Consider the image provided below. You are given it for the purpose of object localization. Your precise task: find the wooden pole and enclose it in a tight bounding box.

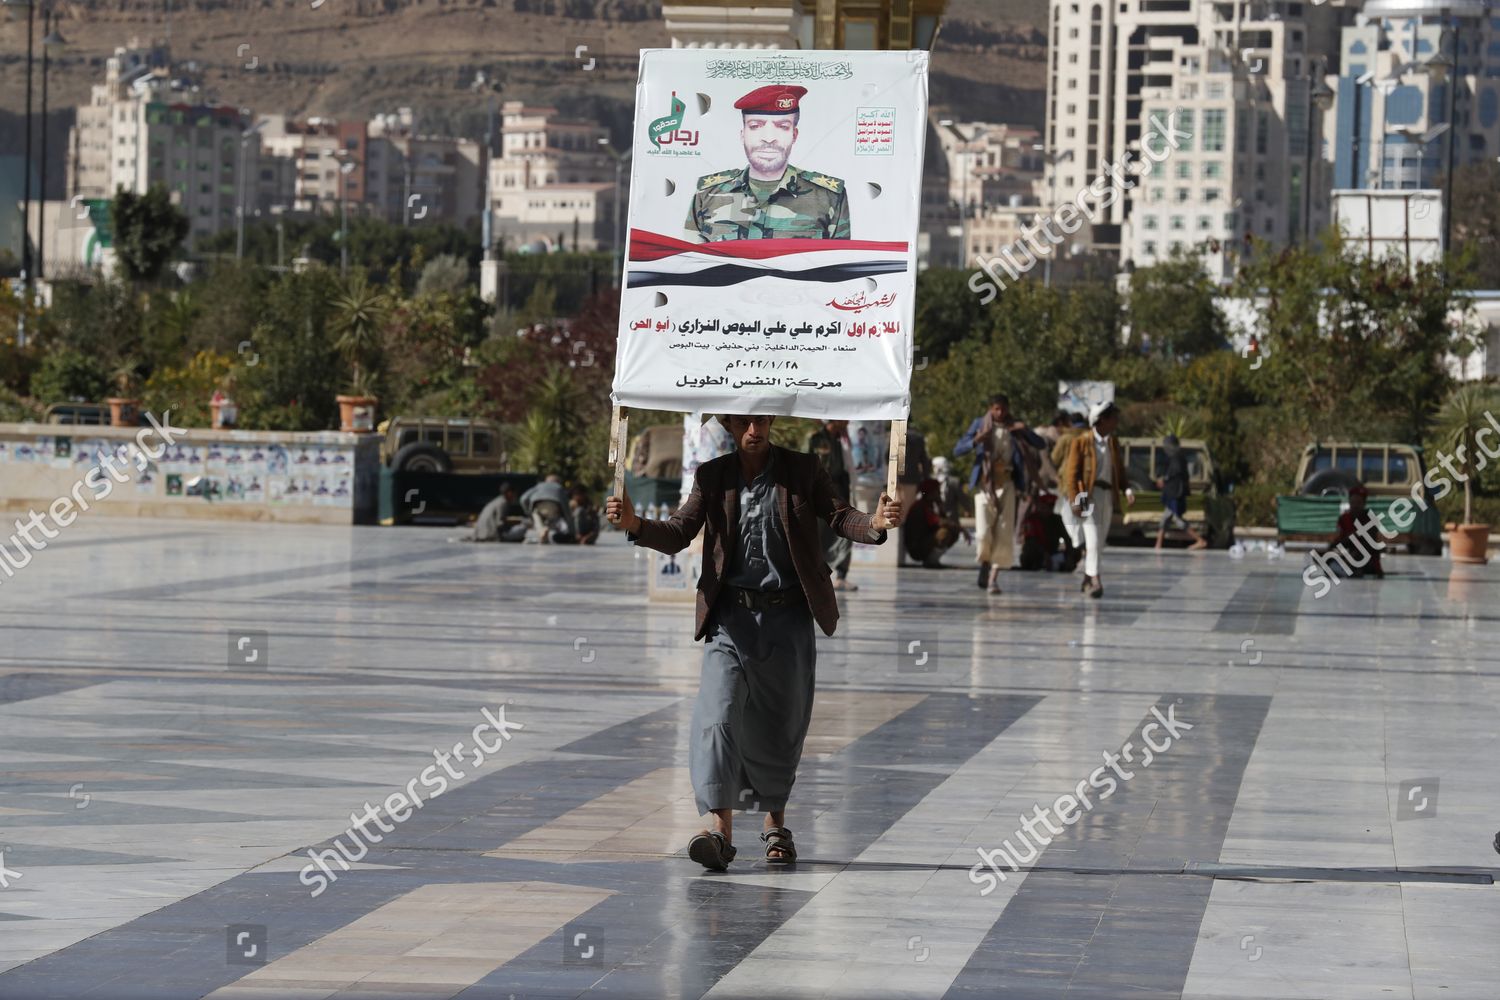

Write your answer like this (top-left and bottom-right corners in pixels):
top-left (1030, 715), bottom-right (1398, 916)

top-left (886, 418), bottom-right (907, 500)
top-left (608, 404), bottom-right (629, 499)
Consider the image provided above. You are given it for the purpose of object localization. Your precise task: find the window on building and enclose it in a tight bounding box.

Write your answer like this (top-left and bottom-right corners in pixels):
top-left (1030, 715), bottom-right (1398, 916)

top-left (1176, 109), bottom-right (1194, 151)
top-left (1144, 215), bottom-right (1159, 230)
top-left (1205, 188), bottom-right (1221, 201)
top-left (1198, 216), bottom-right (1213, 230)
top-left (1202, 109), bottom-right (1226, 151)
top-left (1170, 215), bottom-right (1186, 230)
top-left (1256, 112), bottom-right (1269, 154)
top-left (1203, 161), bottom-right (1223, 179)
top-left (1176, 161), bottom-right (1192, 179)
top-left (1151, 187), bottom-right (1165, 202)
top-left (1144, 240), bottom-right (1158, 255)
top-left (1176, 188), bottom-right (1190, 202)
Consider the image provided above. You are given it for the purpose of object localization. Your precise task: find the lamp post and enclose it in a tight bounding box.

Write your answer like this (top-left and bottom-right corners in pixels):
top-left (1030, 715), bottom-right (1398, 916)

top-left (4, 0), bottom-right (36, 347)
top-left (1424, 42), bottom-right (1458, 258)
top-left (37, 6), bottom-right (62, 285)
top-left (1303, 67), bottom-right (1335, 242)
top-left (938, 119), bottom-right (977, 269)
top-left (597, 138), bottom-right (631, 287)
top-left (471, 70), bottom-right (502, 261)
top-left (334, 153), bottom-right (357, 278)
top-left (236, 118), bottom-right (264, 261)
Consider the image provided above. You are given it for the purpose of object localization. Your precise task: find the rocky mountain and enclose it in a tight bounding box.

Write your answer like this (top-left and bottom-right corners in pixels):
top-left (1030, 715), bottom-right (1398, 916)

top-left (0, 0), bottom-right (1047, 186)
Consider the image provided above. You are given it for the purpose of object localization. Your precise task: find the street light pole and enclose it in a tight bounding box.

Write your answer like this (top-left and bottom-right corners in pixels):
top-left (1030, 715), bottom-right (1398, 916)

top-left (7, 0), bottom-right (36, 348)
top-left (38, 5), bottom-right (61, 285)
top-left (938, 120), bottom-right (976, 269)
top-left (1440, 32), bottom-right (1458, 260)
top-left (335, 154), bottom-right (356, 279)
top-left (236, 119), bottom-right (264, 261)
top-left (598, 138), bottom-right (631, 287)
top-left (1304, 67), bottom-right (1335, 243)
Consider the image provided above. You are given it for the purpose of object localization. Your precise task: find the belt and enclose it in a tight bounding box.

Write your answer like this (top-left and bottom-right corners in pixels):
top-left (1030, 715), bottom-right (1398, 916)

top-left (1094, 480), bottom-right (1113, 490)
top-left (726, 585), bottom-right (804, 611)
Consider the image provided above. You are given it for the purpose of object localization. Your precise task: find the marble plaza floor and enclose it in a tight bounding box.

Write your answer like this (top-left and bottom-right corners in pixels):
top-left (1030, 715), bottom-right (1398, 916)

top-left (0, 517), bottom-right (1497, 1000)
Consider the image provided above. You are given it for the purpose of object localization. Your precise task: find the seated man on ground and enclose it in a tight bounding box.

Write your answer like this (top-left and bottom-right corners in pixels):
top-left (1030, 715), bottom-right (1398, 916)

top-left (519, 475), bottom-right (576, 544)
top-left (570, 488), bottom-right (600, 545)
top-left (469, 484), bottom-right (527, 543)
top-left (1327, 484), bottom-right (1385, 579)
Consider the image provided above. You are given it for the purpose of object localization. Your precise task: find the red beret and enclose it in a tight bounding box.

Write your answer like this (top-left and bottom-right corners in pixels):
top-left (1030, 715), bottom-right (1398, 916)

top-left (734, 85), bottom-right (807, 115)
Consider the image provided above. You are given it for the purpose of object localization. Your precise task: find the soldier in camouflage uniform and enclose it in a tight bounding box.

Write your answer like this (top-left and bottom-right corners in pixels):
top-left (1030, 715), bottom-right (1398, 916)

top-left (683, 84), bottom-right (851, 242)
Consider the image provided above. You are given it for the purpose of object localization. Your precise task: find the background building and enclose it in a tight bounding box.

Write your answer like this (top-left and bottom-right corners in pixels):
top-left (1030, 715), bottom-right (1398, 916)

top-left (1043, 0), bottom-right (1355, 278)
top-left (664, 0), bottom-right (946, 50)
top-left (492, 102), bottom-right (616, 252)
top-left (1329, 0), bottom-right (1500, 197)
top-left (67, 42), bottom-right (258, 251)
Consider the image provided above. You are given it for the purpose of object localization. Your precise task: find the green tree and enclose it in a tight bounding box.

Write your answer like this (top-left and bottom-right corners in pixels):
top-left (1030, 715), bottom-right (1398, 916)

top-left (142, 350), bottom-right (234, 427)
top-left (1127, 250), bottom-right (1228, 358)
top-left (1432, 382), bottom-right (1500, 526)
top-left (39, 278), bottom-right (143, 364)
top-left (235, 268), bottom-right (343, 430)
top-left (912, 268), bottom-right (990, 364)
top-left (1451, 161), bottom-right (1500, 289)
top-left (111, 185), bottom-right (190, 285)
top-left (330, 272), bottom-right (390, 395)
top-left (31, 349), bottom-right (112, 405)
top-left (1230, 230), bottom-right (1477, 443)
top-left (514, 365), bottom-right (584, 479)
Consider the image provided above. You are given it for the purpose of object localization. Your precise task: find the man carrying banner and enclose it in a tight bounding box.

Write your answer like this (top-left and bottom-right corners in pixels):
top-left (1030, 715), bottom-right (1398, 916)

top-left (605, 414), bottom-right (902, 871)
top-left (683, 85), bottom-right (852, 242)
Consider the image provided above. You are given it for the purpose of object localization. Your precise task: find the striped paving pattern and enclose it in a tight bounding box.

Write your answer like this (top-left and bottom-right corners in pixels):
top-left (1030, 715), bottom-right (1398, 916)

top-left (0, 517), bottom-right (1496, 999)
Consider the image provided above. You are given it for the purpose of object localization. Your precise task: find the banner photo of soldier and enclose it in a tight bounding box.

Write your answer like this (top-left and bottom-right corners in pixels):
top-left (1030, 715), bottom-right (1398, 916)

top-left (612, 49), bottom-right (929, 422)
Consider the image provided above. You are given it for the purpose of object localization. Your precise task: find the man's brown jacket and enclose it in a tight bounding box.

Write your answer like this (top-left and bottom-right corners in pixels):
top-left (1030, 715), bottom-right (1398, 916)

top-left (628, 445), bottom-right (885, 641)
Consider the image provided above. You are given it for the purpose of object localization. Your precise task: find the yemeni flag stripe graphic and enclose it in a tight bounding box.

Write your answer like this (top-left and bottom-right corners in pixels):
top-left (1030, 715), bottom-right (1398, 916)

top-left (628, 229), bottom-right (910, 262)
top-left (626, 260), bottom-right (908, 289)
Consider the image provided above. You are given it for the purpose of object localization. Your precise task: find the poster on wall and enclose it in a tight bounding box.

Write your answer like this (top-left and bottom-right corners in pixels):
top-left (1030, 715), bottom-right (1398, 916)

top-left (611, 49), bottom-right (928, 422)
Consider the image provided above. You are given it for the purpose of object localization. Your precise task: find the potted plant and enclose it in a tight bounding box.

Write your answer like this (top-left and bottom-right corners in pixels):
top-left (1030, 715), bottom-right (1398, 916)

top-left (331, 273), bottom-right (386, 432)
top-left (337, 370), bottom-right (380, 433)
top-left (1433, 382), bottom-right (1499, 564)
top-left (107, 359), bottom-right (143, 427)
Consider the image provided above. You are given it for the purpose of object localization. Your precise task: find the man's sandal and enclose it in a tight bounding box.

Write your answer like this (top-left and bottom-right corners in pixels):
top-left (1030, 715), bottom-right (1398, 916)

top-left (761, 826), bottom-right (797, 864)
top-left (687, 830), bottom-right (736, 872)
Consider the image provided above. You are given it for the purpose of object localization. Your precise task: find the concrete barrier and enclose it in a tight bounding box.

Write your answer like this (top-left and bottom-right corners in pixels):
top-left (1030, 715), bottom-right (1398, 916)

top-left (0, 421), bottom-right (380, 525)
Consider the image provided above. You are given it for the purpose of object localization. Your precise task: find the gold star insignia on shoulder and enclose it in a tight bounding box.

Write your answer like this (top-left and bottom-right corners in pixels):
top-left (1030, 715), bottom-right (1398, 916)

top-left (697, 171), bottom-right (736, 190)
top-left (802, 171), bottom-right (843, 193)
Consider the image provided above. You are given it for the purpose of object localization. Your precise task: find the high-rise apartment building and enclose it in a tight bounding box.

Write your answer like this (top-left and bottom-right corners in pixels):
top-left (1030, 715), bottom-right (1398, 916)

top-left (1042, 0), bottom-right (1356, 278)
top-left (1330, 0), bottom-right (1500, 196)
top-left (68, 43), bottom-right (259, 250)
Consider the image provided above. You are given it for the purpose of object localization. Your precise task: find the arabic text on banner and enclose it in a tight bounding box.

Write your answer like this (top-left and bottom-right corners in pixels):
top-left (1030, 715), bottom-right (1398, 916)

top-left (612, 49), bottom-right (929, 421)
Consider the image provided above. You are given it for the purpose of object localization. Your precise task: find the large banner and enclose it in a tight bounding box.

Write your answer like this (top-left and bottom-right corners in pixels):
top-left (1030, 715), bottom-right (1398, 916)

top-left (612, 49), bottom-right (929, 421)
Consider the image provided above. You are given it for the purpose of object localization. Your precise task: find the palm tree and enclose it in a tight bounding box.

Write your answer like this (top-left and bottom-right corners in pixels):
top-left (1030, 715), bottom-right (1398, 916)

top-left (513, 409), bottom-right (562, 474)
top-left (330, 273), bottom-right (388, 394)
top-left (1432, 382), bottom-right (1500, 526)
top-left (1153, 412), bottom-right (1204, 441)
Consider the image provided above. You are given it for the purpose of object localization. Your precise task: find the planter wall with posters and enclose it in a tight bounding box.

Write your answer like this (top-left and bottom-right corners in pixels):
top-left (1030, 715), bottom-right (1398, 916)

top-left (0, 421), bottom-right (380, 525)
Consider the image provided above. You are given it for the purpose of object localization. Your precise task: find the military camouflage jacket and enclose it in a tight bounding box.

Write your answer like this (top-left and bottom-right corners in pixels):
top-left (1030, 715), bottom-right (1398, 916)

top-left (682, 165), bottom-right (851, 241)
